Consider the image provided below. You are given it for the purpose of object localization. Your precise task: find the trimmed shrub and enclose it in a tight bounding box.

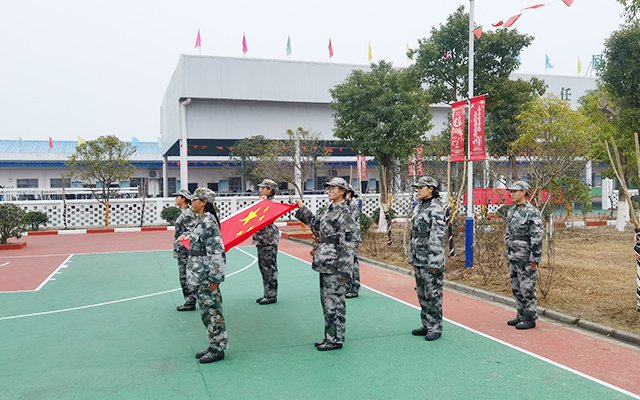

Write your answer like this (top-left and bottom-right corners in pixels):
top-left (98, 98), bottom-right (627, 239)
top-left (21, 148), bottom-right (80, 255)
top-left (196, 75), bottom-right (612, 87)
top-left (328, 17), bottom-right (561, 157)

top-left (359, 212), bottom-right (372, 234)
top-left (0, 203), bottom-right (27, 244)
top-left (161, 206), bottom-right (181, 225)
top-left (25, 211), bottom-right (49, 231)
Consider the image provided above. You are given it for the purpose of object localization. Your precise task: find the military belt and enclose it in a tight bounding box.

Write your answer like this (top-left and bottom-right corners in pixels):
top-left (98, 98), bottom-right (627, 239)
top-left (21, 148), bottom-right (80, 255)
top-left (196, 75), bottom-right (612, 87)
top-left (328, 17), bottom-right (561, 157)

top-left (412, 232), bottom-right (429, 238)
top-left (190, 250), bottom-right (207, 256)
top-left (319, 237), bottom-right (340, 245)
top-left (511, 235), bottom-right (530, 242)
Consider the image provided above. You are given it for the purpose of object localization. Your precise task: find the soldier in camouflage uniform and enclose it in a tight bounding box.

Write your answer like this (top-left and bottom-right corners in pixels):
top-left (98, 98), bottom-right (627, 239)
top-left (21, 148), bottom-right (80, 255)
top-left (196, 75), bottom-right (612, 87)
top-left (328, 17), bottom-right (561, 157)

top-left (253, 179), bottom-right (281, 305)
top-left (505, 180), bottom-right (543, 330)
top-left (178, 187), bottom-right (228, 363)
top-left (295, 177), bottom-right (358, 351)
top-left (173, 189), bottom-right (197, 311)
top-left (408, 176), bottom-right (446, 341)
top-left (345, 184), bottom-right (361, 299)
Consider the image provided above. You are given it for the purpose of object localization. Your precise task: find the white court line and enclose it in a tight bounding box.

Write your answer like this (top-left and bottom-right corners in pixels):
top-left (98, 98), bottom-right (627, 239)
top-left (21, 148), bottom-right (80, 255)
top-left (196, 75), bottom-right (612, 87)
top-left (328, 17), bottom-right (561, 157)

top-left (0, 262), bottom-right (10, 267)
top-left (0, 247), bottom-right (257, 322)
top-left (279, 250), bottom-right (640, 400)
top-left (0, 249), bottom-right (171, 259)
top-left (34, 254), bottom-right (73, 291)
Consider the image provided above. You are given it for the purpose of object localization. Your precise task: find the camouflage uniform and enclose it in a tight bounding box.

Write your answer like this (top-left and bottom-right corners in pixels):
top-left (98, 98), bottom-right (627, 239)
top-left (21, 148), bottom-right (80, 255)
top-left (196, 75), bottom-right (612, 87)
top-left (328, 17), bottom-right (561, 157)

top-left (185, 188), bottom-right (228, 356)
top-left (253, 179), bottom-right (280, 302)
top-left (505, 181), bottom-right (543, 323)
top-left (346, 191), bottom-right (361, 296)
top-left (295, 178), bottom-right (358, 346)
top-left (173, 203), bottom-right (197, 306)
top-left (408, 176), bottom-right (446, 336)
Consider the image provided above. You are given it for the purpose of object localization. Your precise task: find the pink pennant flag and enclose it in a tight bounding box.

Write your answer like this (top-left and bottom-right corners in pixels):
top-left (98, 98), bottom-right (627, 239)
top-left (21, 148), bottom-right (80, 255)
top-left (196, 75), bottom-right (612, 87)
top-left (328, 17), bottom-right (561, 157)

top-left (48, 136), bottom-right (54, 149)
top-left (492, 20), bottom-right (504, 27)
top-left (180, 237), bottom-right (190, 250)
top-left (242, 33), bottom-right (248, 55)
top-left (473, 27), bottom-right (483, 39)
top-left (328, 39), bottom-right (334, 58)
top-left (562, 0), bottom-right (573, 6)
top-left (504, 13), bottom-right (522, 28)
top-left (523, 3), bottom-right (546, 10)
top-left (195, 29), bottom-right (201, 48)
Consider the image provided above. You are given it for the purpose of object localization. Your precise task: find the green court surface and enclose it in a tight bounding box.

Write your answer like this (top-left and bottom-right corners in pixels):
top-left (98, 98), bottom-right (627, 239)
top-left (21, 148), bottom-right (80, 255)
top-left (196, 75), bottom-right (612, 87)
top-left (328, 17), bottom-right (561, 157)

top-left (0, 247), bottom-right (634, 400)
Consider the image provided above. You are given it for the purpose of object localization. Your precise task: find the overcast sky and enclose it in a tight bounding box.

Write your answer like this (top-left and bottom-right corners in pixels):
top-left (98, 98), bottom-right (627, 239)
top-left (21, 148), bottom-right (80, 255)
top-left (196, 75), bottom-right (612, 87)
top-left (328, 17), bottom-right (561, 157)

top-left (0, 0), bottom-right (625, 142)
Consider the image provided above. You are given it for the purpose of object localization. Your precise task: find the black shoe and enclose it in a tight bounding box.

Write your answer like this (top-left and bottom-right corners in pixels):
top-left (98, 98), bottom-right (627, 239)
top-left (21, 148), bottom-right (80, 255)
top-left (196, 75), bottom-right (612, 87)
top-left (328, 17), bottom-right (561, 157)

top-left (199, 351), bottom-right (225, 363)
top-left (176, 303), bottom-right (196, 311)
top-left (258, 297), bottom-right (277, 305)
top-left (314, 339), bottom-right (326, 348)
top-left (411, 327), bottom-right (429, 336)
top-left (317, 342), bottom-right (343, 351)
top-left (507, 317), bottom-right (523, 326)
top-left (345, 292), bottom-right (359, 299)
top-left (256, 297), bottom-right (263, 303)
top-left (515, 320), bottom-right (536, 330)
top-left (425, 332), bottom-right (442, 341)
top-left (195, 349), bottom-right (208, 359)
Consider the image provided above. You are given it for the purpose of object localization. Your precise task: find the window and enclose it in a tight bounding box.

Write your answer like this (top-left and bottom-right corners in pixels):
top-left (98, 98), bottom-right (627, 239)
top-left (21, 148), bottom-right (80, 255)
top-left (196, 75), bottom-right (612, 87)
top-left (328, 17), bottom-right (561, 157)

top-left (17, 179), bottom-right (38, 188)
top-left (159, 178), bottom-right (177, 195)
top-left (316, 176), bottom-right (329, 190)
top-left (130, 178), bottom-right (149, 195)
top-left (229, 177), bottom-right (242, 193)
top-left (50, 178), bottom-right (71, 188)
top-left (188, 183), bottom-right (198, 193)
top-left (207, 182), bottom-right (219, 192)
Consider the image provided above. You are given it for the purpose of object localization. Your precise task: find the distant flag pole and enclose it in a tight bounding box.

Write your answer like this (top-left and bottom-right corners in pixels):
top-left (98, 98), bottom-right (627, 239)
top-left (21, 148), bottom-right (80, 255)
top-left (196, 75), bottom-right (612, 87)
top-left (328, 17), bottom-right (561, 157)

top-left (545, 53), bottom-right (554, 73)
top-left (328, 38), bottom-right (334, 61)
top-left (195, 29), bottom-right (202, 56)
top-left (286, 35), bottom-right (292, 59)
top-left (368, 41), bottom-right (373, 62)
top-left (19, 136), bottom-right (23, 148)
top-left (577, 56), bottom-right (582, 75)
top-left (242, 33), bottom-right (248, 56)
top-left (48, 136), bottom-right (54, 150)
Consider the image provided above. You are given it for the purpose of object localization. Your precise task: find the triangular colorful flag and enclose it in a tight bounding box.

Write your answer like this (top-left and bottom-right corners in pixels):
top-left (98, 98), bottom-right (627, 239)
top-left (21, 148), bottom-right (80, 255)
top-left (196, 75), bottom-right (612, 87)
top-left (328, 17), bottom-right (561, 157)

top-left (132, 136), bottom-right (140, 147)
top-left (286, 35), bottom-right (292, 56)
top-left (195, 29), bottom-right (201, 49)
top-left (49, 136), bottom-right (54, 149)
top-left (220, 199), bottom-right (298, 252)
top-left (545, 54), bottom-right (554, 69)
top-left (562, 0), bottom-right (574, 6)
top-left (77, 136), bottom-right (85, 146)
top-left (242, 33), bottom-right (248, 55)
top-left (577, 57), bottom-right (582, 75)
top-left (328, 38), bottom-right (334, 59)
top-left (504, 13), bottom-right (522, 28)
top-left (473, 26), bottom-right (483, 39)
top-left (368, 42), bottom-right (373, 62)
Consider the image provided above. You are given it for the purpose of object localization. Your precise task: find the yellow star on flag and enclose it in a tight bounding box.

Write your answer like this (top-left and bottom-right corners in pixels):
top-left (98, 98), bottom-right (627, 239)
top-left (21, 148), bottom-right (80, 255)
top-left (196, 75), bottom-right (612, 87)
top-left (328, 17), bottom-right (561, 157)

top-left (236, 230), bottom-right (244, 237)
top-left (247, 226), bottom-right (254, 232)
top-left (241, 210), bottom-right (259, 225)
top-left (263, 206), bottom-right (269, 213)
top-left (259, 215), bottom-right (265, 222)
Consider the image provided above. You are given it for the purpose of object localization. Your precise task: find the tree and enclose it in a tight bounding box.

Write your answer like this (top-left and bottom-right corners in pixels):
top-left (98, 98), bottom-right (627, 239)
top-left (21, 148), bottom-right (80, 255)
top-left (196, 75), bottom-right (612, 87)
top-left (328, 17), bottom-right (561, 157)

top-left (617, 0), bottom-right (640, 22)
top-left (67, 135), bottom-right (136, 227)
top-left (0, 203), bottom-right (27, 244)
top-left (330, 60), bottom-right (432, 229)
top-left (511, 95), bottom-right (593, 206)
top-left (410, 6), bottom-right (544, 174)
top-left (230, 128), bottom-right (329, 198)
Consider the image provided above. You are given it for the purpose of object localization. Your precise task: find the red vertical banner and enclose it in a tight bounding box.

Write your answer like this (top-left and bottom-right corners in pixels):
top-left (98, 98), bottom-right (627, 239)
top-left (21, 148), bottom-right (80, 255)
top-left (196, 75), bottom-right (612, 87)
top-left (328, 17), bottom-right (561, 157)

top-left (361, 156), bottom-right (367, 179)
top-left (416, 146), bottom-right (423, 176)
top-left (450, 100), bottom-right (466, 162)
top-left (469, 95), bottom-right (487, 161)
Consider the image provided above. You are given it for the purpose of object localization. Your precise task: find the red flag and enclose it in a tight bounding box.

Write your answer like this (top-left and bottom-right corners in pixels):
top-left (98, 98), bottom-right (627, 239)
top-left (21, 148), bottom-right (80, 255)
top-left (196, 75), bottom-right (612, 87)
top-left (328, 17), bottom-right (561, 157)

top-left (450, 100), bottom-right (466, 162)
top-left (492, 21), bottom-right (504, 27)
top-left (242, 33), bottom-right (248, 54)
top-left (328, 39), bottom-right (334, 58)
top-left (361, 156), bottom-right (367, 179)
top-left (416, 146), bottom-right (424, 176)
top-left (562, 0), bottom-right (573, 6)
top-left (469, 95), bottom-right (487, 161)
top-left (220, 199), bottom-right (297, 252)
top-left (523, 4), bottom-right (545, 10)
top-left (48, 136), bottom-right (54, 149)
top-left (504, 13), bottom-right (522, 28)
top-left (473, 27), bottom-right (483, 39)
top-left (195, 29), bottom-right (201, 48)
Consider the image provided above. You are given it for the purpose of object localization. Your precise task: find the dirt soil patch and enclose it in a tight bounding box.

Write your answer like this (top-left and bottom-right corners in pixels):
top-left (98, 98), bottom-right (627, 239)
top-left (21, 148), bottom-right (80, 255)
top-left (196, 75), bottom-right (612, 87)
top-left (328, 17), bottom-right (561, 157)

top-left (293, 224), bottom-right (640, 335)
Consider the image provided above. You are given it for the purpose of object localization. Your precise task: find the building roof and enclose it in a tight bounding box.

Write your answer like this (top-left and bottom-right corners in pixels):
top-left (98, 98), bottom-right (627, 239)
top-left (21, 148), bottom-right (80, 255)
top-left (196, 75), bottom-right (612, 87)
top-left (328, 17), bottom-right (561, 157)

top-left (0, 140), bottom-right (160, 155)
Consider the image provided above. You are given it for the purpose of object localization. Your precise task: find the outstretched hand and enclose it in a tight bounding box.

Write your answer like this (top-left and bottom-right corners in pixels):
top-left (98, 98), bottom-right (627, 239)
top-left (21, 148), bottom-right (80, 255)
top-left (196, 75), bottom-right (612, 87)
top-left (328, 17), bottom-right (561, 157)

top-left (295, 199), bottom-right (304, 208)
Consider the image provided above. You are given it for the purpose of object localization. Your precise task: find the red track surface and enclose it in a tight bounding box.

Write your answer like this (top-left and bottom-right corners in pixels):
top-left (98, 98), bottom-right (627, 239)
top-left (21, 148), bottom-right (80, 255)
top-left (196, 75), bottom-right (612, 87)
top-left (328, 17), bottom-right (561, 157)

top-left (1, 232), bottom-right (638, 395)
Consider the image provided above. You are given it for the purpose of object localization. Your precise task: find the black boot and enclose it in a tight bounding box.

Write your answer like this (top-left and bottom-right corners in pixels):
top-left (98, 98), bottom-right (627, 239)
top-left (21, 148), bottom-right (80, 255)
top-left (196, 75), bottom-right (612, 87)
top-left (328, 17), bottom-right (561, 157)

top-left (176, 303), bottom-right (196, 311)
top-left (507, 317), bottom-right (522, 326)
top-left (199, 351), bottom-right (225, 363)
top-left (515, 320), bottom-right (536, 330)
top-left (258, 297), bottom-right (277, 305)
top-left (195, 349), bottom-right (208, 359)
top-left (314, 339), bottom-right (326, 348)
top-left (317, 342), bottom-right (343, 351)
top-left (425, 332), bottom-right (442, 341)
top-left (411, 327), bottom-right (429, 336)
top-left (345, 292), bottom-right (359, 299)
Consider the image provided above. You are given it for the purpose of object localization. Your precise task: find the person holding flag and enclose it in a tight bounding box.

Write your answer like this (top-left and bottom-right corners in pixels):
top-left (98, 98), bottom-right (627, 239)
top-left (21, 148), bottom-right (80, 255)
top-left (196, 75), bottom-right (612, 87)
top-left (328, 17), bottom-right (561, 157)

top-left (345, 184), bottom-right (361, 299)
top-left (178, 187), bottom-right (227, 363)
top-left (295, 177), bottom-right (358, 351)
top-left (173, 189), bottom-right (197, 312)
top-left (253, 179), bottom-right (281, 305)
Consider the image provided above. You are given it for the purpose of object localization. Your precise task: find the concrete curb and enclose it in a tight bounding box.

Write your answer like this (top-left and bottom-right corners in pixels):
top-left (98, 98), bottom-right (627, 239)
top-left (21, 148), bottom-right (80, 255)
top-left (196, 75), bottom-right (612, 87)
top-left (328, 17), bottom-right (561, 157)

top-left (286, 237), bottom-right (640, 348)
top-left (23, 226), bottom-right (174, 236)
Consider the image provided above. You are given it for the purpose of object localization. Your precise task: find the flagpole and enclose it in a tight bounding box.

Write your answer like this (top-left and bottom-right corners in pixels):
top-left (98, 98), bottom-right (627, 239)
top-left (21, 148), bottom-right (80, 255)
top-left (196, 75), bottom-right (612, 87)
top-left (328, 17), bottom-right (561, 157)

top-left (465, 0), bottom-right (475, 269)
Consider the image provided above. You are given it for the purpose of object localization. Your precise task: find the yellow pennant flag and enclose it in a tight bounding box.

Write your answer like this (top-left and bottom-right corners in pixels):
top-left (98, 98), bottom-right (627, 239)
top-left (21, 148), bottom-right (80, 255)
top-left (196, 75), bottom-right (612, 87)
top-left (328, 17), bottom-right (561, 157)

top-left (77, 136), bottom-right (85, 146)
top-left (577, 57), bottom-right (582, 75)
top-left (368, 42), bottom-right (373, 62)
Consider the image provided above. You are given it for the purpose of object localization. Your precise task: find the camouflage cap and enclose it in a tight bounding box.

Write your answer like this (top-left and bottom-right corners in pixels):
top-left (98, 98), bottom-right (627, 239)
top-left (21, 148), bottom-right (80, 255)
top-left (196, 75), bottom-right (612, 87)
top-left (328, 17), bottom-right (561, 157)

top-left (412, 176), bottom-right (438, 188)
top-left (173, 189), bottom-right (191, 198)
top-left (347, 184), bottom-right (359, 197)
top-left (508, 180), bottom-right (531, 192)
top-left (325, 177), bottom-right (350, 190)
top-left (257, 179), bottom-right (279, 191)
top-left (187, 187), bottom-right (216, 203)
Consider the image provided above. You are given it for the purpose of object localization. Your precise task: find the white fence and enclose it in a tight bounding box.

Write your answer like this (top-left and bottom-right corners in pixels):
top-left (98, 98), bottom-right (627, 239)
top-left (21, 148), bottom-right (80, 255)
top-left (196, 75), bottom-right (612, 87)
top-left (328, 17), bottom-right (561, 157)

top-left (4, 192), bottom-right (499, 229)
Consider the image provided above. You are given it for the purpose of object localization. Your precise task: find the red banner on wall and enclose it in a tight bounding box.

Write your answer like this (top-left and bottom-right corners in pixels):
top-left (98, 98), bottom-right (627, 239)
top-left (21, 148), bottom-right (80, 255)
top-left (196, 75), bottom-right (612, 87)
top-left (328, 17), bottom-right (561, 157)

top-left (469, 95), bottom-right (487, 161)
top-left (416, 146), bottom-right (423, 176)
top-left (450, 100), bottom-right (466, 162)
top-left (361, 156), bottom-right (367, 180)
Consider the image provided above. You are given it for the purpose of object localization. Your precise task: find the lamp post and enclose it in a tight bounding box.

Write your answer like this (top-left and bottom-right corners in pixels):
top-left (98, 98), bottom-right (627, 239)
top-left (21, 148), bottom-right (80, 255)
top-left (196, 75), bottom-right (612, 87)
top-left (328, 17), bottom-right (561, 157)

top-left (465, 0), bottom-right (475, 268)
